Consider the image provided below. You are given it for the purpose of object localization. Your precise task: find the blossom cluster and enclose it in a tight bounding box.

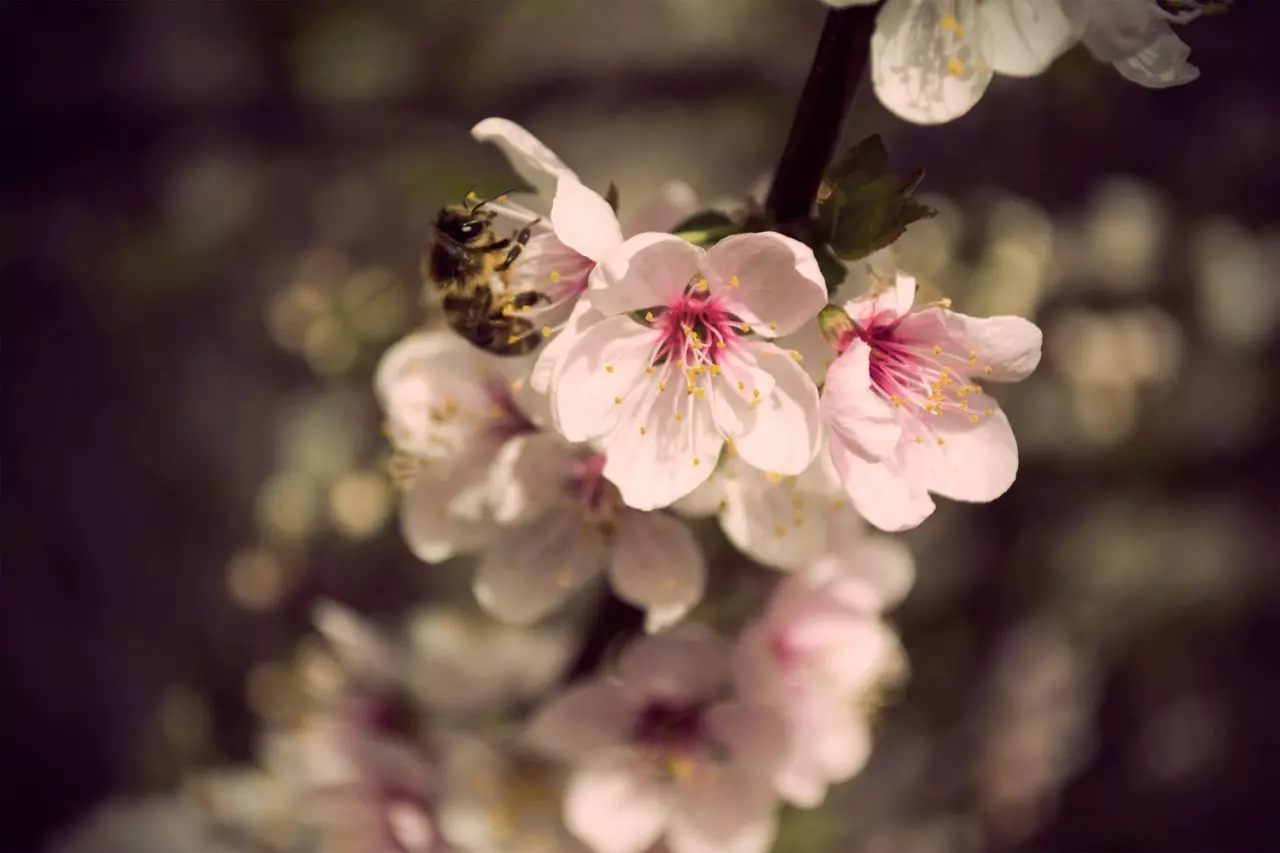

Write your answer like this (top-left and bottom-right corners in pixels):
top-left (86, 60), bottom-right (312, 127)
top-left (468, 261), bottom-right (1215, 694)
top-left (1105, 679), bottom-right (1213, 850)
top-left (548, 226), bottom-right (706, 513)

top-left (824, 0), bottom-right (1222, 124)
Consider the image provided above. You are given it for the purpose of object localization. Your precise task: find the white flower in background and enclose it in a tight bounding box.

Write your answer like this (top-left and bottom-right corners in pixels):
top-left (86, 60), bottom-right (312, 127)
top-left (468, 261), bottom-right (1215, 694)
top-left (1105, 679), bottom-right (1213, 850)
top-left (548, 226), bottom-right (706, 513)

top-left (315, 600), bottom-right (578, 719)
top-left (546, 232), bottom-right (828, 511)
top-left (477, 431), bottom-right (706, 632)
top-left (1066, 0), bottom-right (1214, 88)
top-left (376, 330), bottom-right (540, 563)
top-left (819, 270), bottom-right (1042, 531)
top-left (438, 736), bottom-right (590, 853)
top-left (525, 627), bottom-right (790, 853)
top-left (44, 796), bottom-right (247, 853)
top-left (733, 555), bottom-right (910, 808)
top-left (858, 0), bottom-right (1213, 125)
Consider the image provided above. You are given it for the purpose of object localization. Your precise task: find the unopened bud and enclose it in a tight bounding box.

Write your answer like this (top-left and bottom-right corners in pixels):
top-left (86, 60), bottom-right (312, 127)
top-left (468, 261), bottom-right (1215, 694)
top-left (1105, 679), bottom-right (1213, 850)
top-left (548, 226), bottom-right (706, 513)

top-left (818, 305), bottom-right (854, 350)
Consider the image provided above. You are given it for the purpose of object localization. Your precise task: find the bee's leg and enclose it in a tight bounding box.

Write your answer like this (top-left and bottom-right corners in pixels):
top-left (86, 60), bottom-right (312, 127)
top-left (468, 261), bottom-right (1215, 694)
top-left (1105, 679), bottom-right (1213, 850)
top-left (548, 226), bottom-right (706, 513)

top-left (473, 237), bottom-right (512, 255)
top-left (496, 219), bottom-right (540, 272)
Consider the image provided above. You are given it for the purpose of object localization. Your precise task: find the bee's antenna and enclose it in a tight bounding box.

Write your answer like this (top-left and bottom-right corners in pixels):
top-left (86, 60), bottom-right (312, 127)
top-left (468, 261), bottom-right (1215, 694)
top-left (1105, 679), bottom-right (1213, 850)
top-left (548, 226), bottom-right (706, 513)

top-left (472, 188), bottom-right (519, 213)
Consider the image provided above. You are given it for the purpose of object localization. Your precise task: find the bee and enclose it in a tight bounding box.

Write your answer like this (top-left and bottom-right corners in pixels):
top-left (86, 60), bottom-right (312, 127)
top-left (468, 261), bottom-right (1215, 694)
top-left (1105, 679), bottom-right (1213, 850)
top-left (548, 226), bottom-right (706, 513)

top-left (423, 191), bottom-right (548, 356)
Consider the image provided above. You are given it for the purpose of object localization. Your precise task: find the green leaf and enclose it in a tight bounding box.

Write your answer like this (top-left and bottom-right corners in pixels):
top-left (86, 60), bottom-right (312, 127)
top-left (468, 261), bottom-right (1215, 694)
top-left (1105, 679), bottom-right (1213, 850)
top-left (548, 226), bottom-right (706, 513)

top-left (604, 181), bottom-right (620, 214)
top-left (815, 244), bottom-right (847, 294)
top-left (670, 210), bottom-right (735, 234)
top-left (826, 134), bottom-right (890, 185)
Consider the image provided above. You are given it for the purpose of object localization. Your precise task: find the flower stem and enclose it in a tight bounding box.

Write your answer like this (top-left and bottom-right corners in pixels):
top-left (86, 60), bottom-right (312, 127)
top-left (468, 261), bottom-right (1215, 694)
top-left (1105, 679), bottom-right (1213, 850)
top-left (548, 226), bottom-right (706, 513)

top-left (764, 3), bottom-right (882, 227)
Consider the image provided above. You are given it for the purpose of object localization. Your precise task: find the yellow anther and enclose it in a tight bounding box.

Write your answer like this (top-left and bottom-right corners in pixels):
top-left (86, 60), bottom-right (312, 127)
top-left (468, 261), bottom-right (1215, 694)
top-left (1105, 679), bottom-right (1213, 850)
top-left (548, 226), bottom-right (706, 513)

top-left (933, 346), bottom-right (943, 355)
top-left (697, 277), bottom-right (708, 291)
top-left (772, 524), bottom-right (787, 538)
top-left (766, 472), bottom-right (785, 483)
top-left (502, 304), bottom-right (515, 317)
top-left (984, 408), bottom-right (993, 416)
top-left (675, 411), bottom-right (684, 421)
top-left (741, 323), bottom-right (752, 333)
top-left (790, 350), bottom-right (803, 362)
top-left (709, 365), bottom-right (721, 377)
top-left (676, 360), bottom-right (685, 368)
top-left (687, 385), bottom-right (695, 395)
top-left (793, 497), bottom-right (805, 510)
top-left (665, 757), bottom-right (696, 781)
top-left (497, 194), bottom-right (508, 203)
top-left (605, 365), bottom-right (614, 373)
top-left (522, 304), bottom-right (531, 312)
top-left (659, 382), bottom-right (667, 392)
top-left (639, 426), bottom-right (647, 435)
top-left (752, 389), bottom-right (760, 398)
top-left (614, 396), bottom-right (622, 404)
top-left (937, 436), bottom-right (946, 446)
top-left (969, 414), bottom-right (980, 424)
top-left (738, 380), bottom-right (746, 390)
top-left (549, 271), bottom-right (561, 283)
top-left (645, 311), bottom-right (655, 322)
top-left (507, 335), bottom-right (519, 344)
top-left (541, 326), bottom-right (552, 337)
top-left (984, 365), bottom-right (993, 375)
top-left (696, 387), bottom-right (705, 399)
top-left (717, 499), bottom-right (729, 512)
top-left (831, 499), bottom-right (846, 510)
top-left (646, 366), bottom-right (655, 374)
top-left (940, 298), bottom-right (953, 308)
top-left (947, 57), bottom-right (966, 77)
top-left (729, 275), bottom-right (740, 288)
top-left (939, 13), bottom-right (961, 33)
top-left (510, 378), bottom-right (524, 391)
top-left (769, 322), bottom-right (779, 331)
top-left (916, 436), bottom-right (925, 444)
top-left (793, 515), bottom-right (804, 528)
top-left (941, 367), bottom-right (951, 375)
top-left (716, 340), bottom-right (726, 349)
top-left (693, 457), bottom-right (701, 467)
top-left (466, 190), bottom-right (479, 200)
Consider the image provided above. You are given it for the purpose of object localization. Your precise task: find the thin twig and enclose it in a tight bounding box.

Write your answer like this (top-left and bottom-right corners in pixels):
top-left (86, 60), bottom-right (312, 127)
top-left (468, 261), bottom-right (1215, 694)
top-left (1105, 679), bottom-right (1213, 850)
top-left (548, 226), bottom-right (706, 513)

top-left (764, 3), bottom-right (882, 226)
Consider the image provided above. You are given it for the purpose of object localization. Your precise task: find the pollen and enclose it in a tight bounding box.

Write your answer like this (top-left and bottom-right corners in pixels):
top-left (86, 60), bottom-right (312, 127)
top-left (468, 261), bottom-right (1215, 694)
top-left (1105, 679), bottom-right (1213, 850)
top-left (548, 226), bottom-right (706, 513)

top-left (717, 499), bottom-right (729, 512)
top-left (773, 523), bottom-right (787, 538)
top-left (793, 497), bottom-right (805, 510)
top-left (605, 365), bottom-right (614, 373)
top-left (716, 340), bottom-right (726, 349)
top-left (766, 472), bottom-right (785, 483)
top-left (502, 304), bottom-right (515, 317)
top-left (639, 426), bottom-right (647, 435)
top-left (947, 57), bottom-right (966, 77)
top-left (697, 277), bottom-right (708, 291)
top-left (790, 350), bottom-right (803, 362)
top-left (645, 311), bottom-right (654, 322)
top-left (646, 366), bottom-right (656, 374)
top-left (969, 414), bottom-right (980, 423)
top-left (696, 387), bottom-right (705, 399)
top-left (541, 326), bottom-right (552, 337)
top-left (984, 365), bottom-right (993, 375)
top-left (984, 408), bottom-right (993, 416)
top-left (510, 378), bottom-right (524, 391)
top-left (752, 389), bottom-right (760, 398)
top-left (729, 275), bottom-right (740, 288)
top-left (738, 380), bottom-right (746, 390)
top-left (549, 271), bottom-right (561, 282)
top-left (916, 436), bottom-right (925, 444)
top-left (831, 499), bottom-right (846, 510)
top-left (659, 382), bottom-right (667, 392)
top-left (614, 396), bottom-right (622, 405)
top-left (556, 571), bottom-right (572, 589)
top-left (937, 436), bottom-right (946, 446)
top-left (675, 411), bottom-right (684, 421)
top-left (741, 323), bottom-right (752, 333)
top-left (769, 322), bottom-right (779, 331)
top-left (693, 457), bottom-right (701, 467)
top-left (709, 365), bottom-right (721, 377)
top-left (933, 346), bottom-right (943, 356)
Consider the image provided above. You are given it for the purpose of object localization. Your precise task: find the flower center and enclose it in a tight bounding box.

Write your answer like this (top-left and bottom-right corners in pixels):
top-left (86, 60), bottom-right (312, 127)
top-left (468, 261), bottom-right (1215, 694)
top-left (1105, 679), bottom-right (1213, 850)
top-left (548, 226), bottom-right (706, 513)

top-left (652, 289), bottom-right (740, 369)
top-left (847, 308), bottom-right (995, 438)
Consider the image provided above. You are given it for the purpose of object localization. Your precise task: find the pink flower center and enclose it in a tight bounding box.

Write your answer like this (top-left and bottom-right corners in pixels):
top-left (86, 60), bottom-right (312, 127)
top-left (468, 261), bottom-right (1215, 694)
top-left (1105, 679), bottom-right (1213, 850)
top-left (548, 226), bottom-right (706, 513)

top-left (844, 308), bottom-right (995, 433)
top-left (632, 700), bottom-right (708, 754)
top-left (650, 290), bottom-right (742, 370)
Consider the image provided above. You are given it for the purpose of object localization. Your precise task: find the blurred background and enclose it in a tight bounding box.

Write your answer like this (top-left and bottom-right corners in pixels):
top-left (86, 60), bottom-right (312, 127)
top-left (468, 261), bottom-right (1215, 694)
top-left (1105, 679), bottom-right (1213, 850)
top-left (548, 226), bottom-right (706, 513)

top-left (3, 1), bottom-right (1278, 851)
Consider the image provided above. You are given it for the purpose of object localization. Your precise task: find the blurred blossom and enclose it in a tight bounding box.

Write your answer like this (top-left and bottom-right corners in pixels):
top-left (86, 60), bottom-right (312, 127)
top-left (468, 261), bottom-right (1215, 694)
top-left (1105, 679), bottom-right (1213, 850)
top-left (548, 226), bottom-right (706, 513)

top-left (1078, 179), bottom-right (1168, 293)
top-left (1192, 217), bottom-right (1280, 349)
top-left (965, 195), bottom-right (1054, 319)
top-left (892, 193), bottom-right (964, 285)
top-left (45, 796), bottom-right (245, 853)
top-left (158, 684), bottom-right (214, 761)
top-left (1136, 693), bottom-right (1226, 787)
top-left (278, 390), bottom-right (369, 482)
top-left (312, 176), bottom-right (381, 245)
top-left (225, 547), bottom-right (289, 611)
top-left (255, 471), bottom-right (320, 542)
top-left (165, 152), bottom-right (259, 251)
top-left (291, 11), bottom-right (420, 102)
top-left (328, 469), bottom-right (394, 540)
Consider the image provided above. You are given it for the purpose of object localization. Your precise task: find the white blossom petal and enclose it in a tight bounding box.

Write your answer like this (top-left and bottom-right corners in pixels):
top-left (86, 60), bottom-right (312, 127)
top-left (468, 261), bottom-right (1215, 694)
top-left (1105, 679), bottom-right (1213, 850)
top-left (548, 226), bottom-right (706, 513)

top-left (925, 405), bottom-right (1019, 503)
top-left (609, 510), bottom-right (706, 633)
top-left (486, 431), bottom-right (579, 526)
top-left (551, 177), bottom-right (624, 263)
top-left (618, 626), bottom-right (729, 704)
top-left (871, 0), bottom-right (995, 125)
top-left (590, 233), bottom-right (703, 316)
top-left (820, 343), bottom-right (903, 461)
top-left (828, 441), bottom-right (935, 532)
top-left (471, 117), bottom-right (577, 202)
top-left (525, 681), bottom-right (636, 763)
top-left (723, 342), bottom-right (821, 477)
top-left (700, 233), bottom-right (827, 337)
top-left (565, 752), bottom-right (669, 853)
top-left (982, 0), bottom-right (1081, 77)
top-left (552, 316), bottom-right (661, 443)
top-left (400, 455), bottom-right (498, 562)
top-left (473, 513), bottom-right (607, 625)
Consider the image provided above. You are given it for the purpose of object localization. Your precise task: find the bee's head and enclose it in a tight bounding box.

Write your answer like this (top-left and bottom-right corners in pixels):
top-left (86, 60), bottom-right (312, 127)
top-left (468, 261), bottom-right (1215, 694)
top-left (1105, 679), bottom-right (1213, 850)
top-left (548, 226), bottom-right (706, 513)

top-left (435, 204), bottom-right (492, 247)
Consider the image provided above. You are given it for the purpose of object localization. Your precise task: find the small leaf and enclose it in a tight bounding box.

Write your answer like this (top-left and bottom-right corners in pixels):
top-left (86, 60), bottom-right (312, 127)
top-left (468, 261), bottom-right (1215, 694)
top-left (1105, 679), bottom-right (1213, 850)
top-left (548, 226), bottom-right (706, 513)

top-left (605, 181), bottom-right (620, 214)
top-left (814, 245), bottom-right (847, 294)
top-left (670, 210), bottom-right (735, 234)
top-left (828, 176), bottom-right (936, 261)
top-left (826, 135), bottom-right (889, 185)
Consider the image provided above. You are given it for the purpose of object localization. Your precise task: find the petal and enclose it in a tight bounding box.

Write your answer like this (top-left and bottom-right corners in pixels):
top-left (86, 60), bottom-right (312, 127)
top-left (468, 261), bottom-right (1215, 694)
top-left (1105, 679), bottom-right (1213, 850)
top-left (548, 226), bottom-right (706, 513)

top-left (486, 431), bottom-right (579, 525)
top-left (723, 343), bottom-right (821, 477)
top-left (399, 456), bottom-right (497, 562)
top-left (819, 532), bottom-right (916, 611)
top-left (670, 471), bottom-right (730, 519)
top-left (700, 233), bottom-right (827, 337)
top-left (1113, 30), bottom-right (1199, 88)
top-left (531, 297), bottom-right (606, 395)
top-left (591, 233), bottom-right (704, 316)
top-left (621, 180), bottom-right (702, 236)
top-left (925, 404), bottom-right (1019, 502)
top-left (619, 626), bottom-right (730, 703)
top-left (871, 0), bottom-right (995, 125)
top-left (819, 343), bottom-right (903, 460)
top-left (602, 378), bottom-right (723, 512)
top-left (908, 308), bottom-right (1043, 382)
top-left (472, 513), bottom-right (606, 625)
top-left (981, 0), bottom-right (1081, 77)
top-left (471, 117), bottom-right (577, 201)
top-left (706, 701), bottom-right (790, 777)
top-left (828, 442), bottom-right (935, 532)
top-left (552, 316), bottom-right (661, 442)
top-left (609, 510), bottom-right (707, 633)
top-left (565, 752), bottom-right (669, 853)
top-left (667, 774), bottom-right (778, 853)
top-left (719, 470), bottom-right (827, 572)
top-left (774, 318), bottom-right (839, 386)
top-left (551, 177), bottom-right (624, 263)
top-left (524, 681), bottom-right (636, 763)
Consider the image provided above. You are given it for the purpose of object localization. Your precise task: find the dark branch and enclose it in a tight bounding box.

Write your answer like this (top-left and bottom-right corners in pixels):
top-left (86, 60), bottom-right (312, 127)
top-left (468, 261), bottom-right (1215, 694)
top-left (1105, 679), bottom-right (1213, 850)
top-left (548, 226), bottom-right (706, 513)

top-left (764, 3), bottom-right (882, 226)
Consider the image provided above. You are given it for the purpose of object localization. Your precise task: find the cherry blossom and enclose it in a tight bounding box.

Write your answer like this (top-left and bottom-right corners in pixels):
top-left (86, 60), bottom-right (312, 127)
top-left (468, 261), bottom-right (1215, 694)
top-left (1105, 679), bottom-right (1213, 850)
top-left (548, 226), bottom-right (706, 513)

top-left (732, 553), bottom-right (910, 808)
top-left (1065, 0), bottom-right (1210, 88)
top-left (819, 270), bottom-right (1042, 531)
top-left (546, 232), bottom-right (828, 511)
top-left (477, 431), bottom-right (705, 632)
top-left (524, 627), bottom-right (790, 853)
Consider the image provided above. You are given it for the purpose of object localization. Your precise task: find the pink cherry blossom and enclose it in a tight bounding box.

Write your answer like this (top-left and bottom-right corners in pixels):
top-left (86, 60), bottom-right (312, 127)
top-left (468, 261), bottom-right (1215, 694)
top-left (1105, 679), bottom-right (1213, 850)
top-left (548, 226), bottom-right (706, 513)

top-left (547, 232), bottom-right (828, 511)
top-left (474, 432), bottom-right (706, 632)
top-left (819, 271), bottom-right (1042, 531)
top-left (524, 628), bottom-right (789, 853)
top-left (733, 546), bottom-right (911, 808)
